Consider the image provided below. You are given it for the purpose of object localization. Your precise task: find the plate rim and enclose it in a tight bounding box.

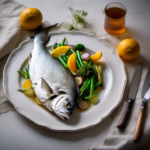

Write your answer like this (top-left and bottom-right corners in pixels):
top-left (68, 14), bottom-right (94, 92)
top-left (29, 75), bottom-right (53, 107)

top-left (3, 30), bottom-right (127, 132)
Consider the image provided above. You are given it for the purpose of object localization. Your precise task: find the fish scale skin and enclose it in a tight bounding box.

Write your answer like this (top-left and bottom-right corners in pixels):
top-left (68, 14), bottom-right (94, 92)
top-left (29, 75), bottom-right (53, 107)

top-left (29, 44), bottom-right (78, 91)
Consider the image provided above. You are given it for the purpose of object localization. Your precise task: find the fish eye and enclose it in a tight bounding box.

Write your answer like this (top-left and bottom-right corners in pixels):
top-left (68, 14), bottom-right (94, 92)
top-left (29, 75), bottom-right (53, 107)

top-left (65, 102), bottom-right (71, 108)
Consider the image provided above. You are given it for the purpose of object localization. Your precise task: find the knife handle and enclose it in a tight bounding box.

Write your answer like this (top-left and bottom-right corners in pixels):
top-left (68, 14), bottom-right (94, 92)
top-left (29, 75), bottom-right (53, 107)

top-left (133, 101), bottom-right (146, 142)
top-left (117, 99), bottom-right (134, 129)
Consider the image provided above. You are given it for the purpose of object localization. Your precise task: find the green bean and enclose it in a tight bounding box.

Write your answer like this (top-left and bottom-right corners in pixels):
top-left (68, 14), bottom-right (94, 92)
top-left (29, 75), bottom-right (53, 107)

top-left (80, 78), bottom-right (89, 92)
top-left (98, 65), bottom-right (102, 87)
top-left (18, 71), bottom-right (28, 79)
top-left (52, 45), bottom-right (55, 51)
top-left (58, 56), bottom-right (68, 69)
top-left (76, 59), bottom-right (81, 69)
top-left (88, 59), bottom-right (93, 66)
top-left (61, 37), bottom-right (66, 46)
top-left (64, 54), bottom-right (69, 61)
top-left (95, 65), bottom-right (101, 82)
top-left (94, 81), bottom-right (102, 88)
top-left (76, 50), bottom-right (84, 67)
top-left (53, 43), bottom-right (58, 51)
top-left (54, 42), bottom-right (58, 46)
top-left (71, 49), bottom-right (75, 53)
top-left (66, 55), bottom-right (69, 60)
top-left (57, 44), bottom-right (61, 47)
top-left (75, 52), bottom-right (82, 69)
top-left (25, 67), bottom-right (30, 79)
top-left (84, 75), bottom-right (95, 99)
top-left (93, 64), bottom-right (98, 84)
top-left (78, 88), bottom-right (89, 103)
top-left (62, 54), bottom-right (68, 62)
top-left (80, 79), bottom-right (91, 95)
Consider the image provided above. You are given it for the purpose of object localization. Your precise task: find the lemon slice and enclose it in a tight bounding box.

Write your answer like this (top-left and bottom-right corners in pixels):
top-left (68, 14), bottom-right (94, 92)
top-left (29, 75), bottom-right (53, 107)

top-left (22, 79), bottom-right (32, 89)
top-left (18, 88), bottom-right (35, 97)
top-left (50, 46), bottom-right (70, 58)
top-left (19, 79), bottom-right (35, 97)
top-left (91, 51), bottom-right (102, 62)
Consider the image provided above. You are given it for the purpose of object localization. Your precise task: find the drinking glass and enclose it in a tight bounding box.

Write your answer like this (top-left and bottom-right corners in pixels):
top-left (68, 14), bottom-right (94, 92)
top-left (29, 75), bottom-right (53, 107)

top-left (104, 2), bottom-right (127, 35)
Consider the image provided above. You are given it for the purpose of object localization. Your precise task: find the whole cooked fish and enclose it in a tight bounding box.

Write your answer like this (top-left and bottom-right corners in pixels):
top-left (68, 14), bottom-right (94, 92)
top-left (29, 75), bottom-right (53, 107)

top-left (29, 25), bottom-right (79, 120)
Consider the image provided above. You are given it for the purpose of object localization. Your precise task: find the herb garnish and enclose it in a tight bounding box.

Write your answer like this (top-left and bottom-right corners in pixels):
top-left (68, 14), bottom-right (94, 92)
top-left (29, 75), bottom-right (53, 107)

top-left (68, 7), bottom-right (88, 30)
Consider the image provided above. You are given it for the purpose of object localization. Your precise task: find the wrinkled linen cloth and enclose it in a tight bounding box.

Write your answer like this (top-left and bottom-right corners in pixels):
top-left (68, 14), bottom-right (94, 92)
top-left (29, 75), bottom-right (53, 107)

top-left (0, 0), bottom-right (27, 113)
top-left (1, 0), bottom-right (150, 150)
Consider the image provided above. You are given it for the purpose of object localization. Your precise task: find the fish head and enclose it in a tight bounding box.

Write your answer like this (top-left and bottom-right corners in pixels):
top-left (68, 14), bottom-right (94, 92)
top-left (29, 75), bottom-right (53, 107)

top-left (51, 89), bottom-right (79, 120)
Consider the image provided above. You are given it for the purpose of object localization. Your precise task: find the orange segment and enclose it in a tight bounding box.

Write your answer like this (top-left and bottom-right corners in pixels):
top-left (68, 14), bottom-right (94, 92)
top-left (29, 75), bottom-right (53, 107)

top-left (22, 79), bottom-right (32, 89)
top-left (50, 46), bottom-right (70, 58)
top-left (67, 53), bottom-right (77, 73)
top-left (91, 51), bottom-right (102, 62)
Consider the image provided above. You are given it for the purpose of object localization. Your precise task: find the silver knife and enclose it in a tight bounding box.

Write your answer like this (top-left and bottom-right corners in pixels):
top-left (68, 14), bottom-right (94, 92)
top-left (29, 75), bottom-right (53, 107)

top-left (141, 68), bottom-right (150, 97)
top-left (117, 65), bottom-right (142, 129)
top-left (133, 68), bottom-right (150, 142)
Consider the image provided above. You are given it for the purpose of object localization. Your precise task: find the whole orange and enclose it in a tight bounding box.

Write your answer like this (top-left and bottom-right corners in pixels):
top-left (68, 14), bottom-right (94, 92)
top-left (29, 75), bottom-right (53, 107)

top-left (20, 7), bottom-right (42, 30)
top-left (118, 39), bottom-right (140, 61)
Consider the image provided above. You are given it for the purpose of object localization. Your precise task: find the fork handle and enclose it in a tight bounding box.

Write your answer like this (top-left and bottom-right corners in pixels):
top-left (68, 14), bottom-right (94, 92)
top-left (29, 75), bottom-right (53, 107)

top-left (133, 101), bottom-right (146, 142)
top-left (117, 99), bottom-right (134, 129)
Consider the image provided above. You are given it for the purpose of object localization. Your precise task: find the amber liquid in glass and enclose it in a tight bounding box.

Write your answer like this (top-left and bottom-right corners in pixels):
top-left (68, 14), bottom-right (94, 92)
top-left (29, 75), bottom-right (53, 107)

top-left (104, 7), bottom-right (126, 34)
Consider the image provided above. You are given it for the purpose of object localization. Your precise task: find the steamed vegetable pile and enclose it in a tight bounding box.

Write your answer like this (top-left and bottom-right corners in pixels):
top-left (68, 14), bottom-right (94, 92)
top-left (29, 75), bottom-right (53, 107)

top-left (51, 37), bottom-right (103, 111)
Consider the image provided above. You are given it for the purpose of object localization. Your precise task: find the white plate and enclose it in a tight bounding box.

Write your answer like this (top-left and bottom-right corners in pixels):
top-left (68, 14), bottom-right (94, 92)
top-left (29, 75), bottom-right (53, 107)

top-left (3, 31), bottom-right (127, 132)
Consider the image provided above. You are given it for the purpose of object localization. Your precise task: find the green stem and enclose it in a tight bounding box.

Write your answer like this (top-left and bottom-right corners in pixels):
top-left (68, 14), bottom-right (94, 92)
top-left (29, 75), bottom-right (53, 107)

top-left (94, 81), bottom-right (102, 88)
top-left (52, 45), bottom-right (55, 51)
top-left (57, 44), bottom-right (61, 47)
top-left (58, 56), bottom-right (68, 69)
top-left (80, 78), bottom-right (89, 92)
top-left (61, 37), bottom-right (66, 46)
top-left (66, 55), bottom-right (69, 60)
top-left (18, 71), bottom-right (29, 79)
top-left (62, 54), bottom-right (68, 62)
top-left (84, 75), bottom-right (95, 99)
top-left (75, 53), bottom-right (82, 69)
top-left (80, 78), bottom-right (91, 95)
top-left (78, 88), bottom-right (89, 103)
top-left (88, 59), bottom-right (93, 66)
top-left (93, 64), bottom-right (98, 84)
top-left (76, 50), bottom-right (84, 67)
top-left (71, 49), bottom-right (75, 53)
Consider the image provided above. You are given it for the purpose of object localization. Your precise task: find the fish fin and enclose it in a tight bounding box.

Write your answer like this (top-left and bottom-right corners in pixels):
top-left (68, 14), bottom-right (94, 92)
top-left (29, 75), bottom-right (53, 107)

top-left (45, 23), bottom-right (58, 30)
top-left (46, 93), bottom-right (57, 99)
top-left (33, 23), bottom-right (58, 38)
top-left (41, 77), bottom-right (53, 94)
top-left (44, 35), bottom-right (51, 45)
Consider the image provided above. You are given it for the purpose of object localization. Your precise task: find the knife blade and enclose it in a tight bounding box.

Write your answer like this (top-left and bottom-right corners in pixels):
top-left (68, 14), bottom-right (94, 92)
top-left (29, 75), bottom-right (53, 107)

top-left (141, 68), bottom-right (150, 97)
top-left (117, 65), bottom-right (142, 129)
top-left (133, 68), bottom-right (150, 142)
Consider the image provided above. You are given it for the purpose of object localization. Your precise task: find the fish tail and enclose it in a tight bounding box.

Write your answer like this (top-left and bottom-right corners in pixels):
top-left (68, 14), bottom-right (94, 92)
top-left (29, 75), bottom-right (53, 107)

top-left (31, 23), bottom-right (58, 45)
